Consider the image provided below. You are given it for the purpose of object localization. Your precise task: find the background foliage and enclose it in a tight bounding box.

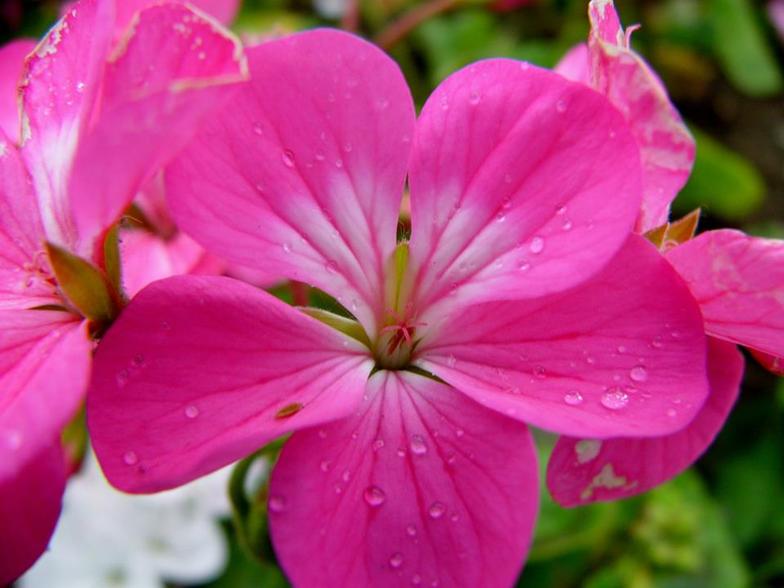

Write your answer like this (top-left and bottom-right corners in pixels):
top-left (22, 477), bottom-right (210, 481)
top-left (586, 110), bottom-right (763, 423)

top-left (3, 0), bottom-right (783, 586)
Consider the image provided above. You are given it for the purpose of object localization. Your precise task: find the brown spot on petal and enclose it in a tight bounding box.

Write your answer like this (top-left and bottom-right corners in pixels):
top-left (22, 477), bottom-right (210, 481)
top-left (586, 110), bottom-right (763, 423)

top-left (275, 403), bottom-right (303, 419)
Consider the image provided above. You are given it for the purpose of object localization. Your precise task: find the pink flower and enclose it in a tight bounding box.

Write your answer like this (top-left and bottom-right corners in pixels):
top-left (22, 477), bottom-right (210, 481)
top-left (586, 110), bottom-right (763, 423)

top-left (0, 0), bottom-right (246, 582)
top-left (88, 30), bottom-right (710, 586)
top-left (546, 0), bottom-right (784, 506)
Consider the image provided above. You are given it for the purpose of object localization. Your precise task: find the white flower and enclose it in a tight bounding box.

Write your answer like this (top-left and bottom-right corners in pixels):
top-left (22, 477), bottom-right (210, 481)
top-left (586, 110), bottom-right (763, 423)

top-left (19, 452), bottom-right (233, 588)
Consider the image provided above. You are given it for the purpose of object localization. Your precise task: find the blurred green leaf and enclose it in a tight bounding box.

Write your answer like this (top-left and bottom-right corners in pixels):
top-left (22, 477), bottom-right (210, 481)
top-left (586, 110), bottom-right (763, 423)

top-left (673, 127), bottom-right (765, 221)
top-left (708, 0), bottom-right (783, 96)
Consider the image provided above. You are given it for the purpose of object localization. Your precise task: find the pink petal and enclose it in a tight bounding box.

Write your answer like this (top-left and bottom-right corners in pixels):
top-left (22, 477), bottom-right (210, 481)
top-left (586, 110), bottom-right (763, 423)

top-left (0, 39), bottom-right (35, 143)
top-left (554, 43), bottom-right (589, 84)
top-left (114, 0), bottom-right (240, 29)
top-left (0, 310), bottom-right (90, 582)
top-left (119, 230), bottom-right (221, 298)
top-left (269, 371), bottom-right (539, 587)
top-left (771, 0), bottom-right (784, 43)
top-left (87, 275), bottom-right (374, 493)
top-left (166, 30), bottom-right (415, 334)
top-left (0, 441), bottom-right (66, 585)
top-left (666, 229), bottom-right (784, 357)
top-left (20, 0), bottom-right (115, 249)
top-left (546, 337), bottom-right (743, 505)
top-left (66, 2), bottom-right (247, 257)
top-left (0, 311), bottom-right (91, 450)
top-left (750, 349), bottom-right (784, 376)
top-left (0, 133), bottom-right (56, 309)
top-left (417, 235), bottom-right (708, 438)
top-left (587, 0), bottom-right (695, 232)
top-left (407, 59), bottom-right (642, 320)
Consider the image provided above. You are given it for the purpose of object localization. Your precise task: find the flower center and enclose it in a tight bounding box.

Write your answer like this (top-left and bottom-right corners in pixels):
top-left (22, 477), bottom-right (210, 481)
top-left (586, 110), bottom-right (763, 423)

top-left (374, 308), bottom-right (425, 370)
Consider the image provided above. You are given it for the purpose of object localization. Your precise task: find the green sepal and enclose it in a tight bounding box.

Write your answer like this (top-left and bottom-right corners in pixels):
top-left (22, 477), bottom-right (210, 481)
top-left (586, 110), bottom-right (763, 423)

top-left (102, 225), bottom-right (125, 301)
top-left (300, 307), bottom-right (371, 348)
top-left (45, 242), bottom-right (119, 325)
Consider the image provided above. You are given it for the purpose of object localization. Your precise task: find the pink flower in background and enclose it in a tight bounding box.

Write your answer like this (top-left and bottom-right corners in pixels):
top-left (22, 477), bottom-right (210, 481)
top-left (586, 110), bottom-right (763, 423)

top-left (546, 0), bottom-right (784, 506)
top-left (556, 0), bottom-right (696, 234)
top-left (89, 29), bottom-right (711, 586)
top-left (0, 0), bottom-right (246, 582)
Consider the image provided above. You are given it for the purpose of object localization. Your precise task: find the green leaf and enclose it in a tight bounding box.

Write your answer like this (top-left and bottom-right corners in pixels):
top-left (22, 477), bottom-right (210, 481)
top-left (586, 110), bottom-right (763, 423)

top-left (673, 128), bottom-right (765, 221)
top-left (45, 242), bottom-right (119, 325)
top-left (708, 0), bottom-right (783, 96)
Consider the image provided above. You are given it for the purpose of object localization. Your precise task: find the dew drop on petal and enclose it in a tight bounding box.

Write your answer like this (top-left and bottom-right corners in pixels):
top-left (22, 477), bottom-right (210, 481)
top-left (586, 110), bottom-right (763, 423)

top-left (268, 495), bottom-right (286, 513)
top-left (529, 236), bottom-right (544, 254)
top-left (410, 435), bottom-right (427, 455)
top-left (184, 405), bottom-right (200, 419)
top-left (564, 391), bottom-right (583, 406)
top-left (629, 366), bottom-right (648, 382)
top-left (364, 486), bottom-right (386, 507)
top-left (252, 123), bottom-right (263, 136)
top-left (666, 408), bottom-right (678, 418)
top-left (468, 91), bottom-right (481, 105)
top-left (281, 149), bottom-right (295, 168)
top-left (556, 99), bottom-right (567, 113)
top-left (123, 451), bottom-right (138, 466)
top-left (341, 469), bottom-right (351, 482)
top-left (406, 524), bottom-right (417, 537)
top-left (446, 354), bottom-right (457, 367)
top-left (389, 553), bottom-right (404, 569)
top-left (412, 574), bottom-right (422, 585)
top-left (325, 260), bottom-right (339, 273)
top-left (601, 388), bottom-right (629, 410)
top-left (428, 502), bottom-right (446, 519)
top-left (282, 242), bottom-right (291, 254)
top-left (319, 460), bottom-right (331, 472)
top-left (372, 439), bottom-right (385, 451)
top-left (455, 428), bottom-right (464, 438)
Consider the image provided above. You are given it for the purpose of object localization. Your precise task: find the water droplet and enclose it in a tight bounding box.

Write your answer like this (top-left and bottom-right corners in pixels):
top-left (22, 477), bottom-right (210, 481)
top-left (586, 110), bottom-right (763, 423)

top-left (629, 366), bottom-right (648, 382)
top-left (318, 429), bottom-right (328, 439)
top-left (601, 388), bottom-right (629, 410)
top-left (252, 123), bottom-right (263, 136)
top-left (556, 99), bottom-right (567, 113)
top-left (495, 212), bottom-right (506, 223)
top-left (335, 158), bottom-right (344, 168)
top-left (412, 574), bottom-right (422, 585)
top-left (534, 365), bottom-right (546, 379)
top-left (389, 553), bottom-right (404, 569)
top-left (651, 337), bottom-right (663, 349)
top-left (341, 469), bottom-right (351, 482)
top-left (123, 451), bottom-right (138, 466)
top-left (406, 524), bottom-right (417, 537)
top-left (184, 405), bottom-right (200, 419)
top-left (428, 502), bottom-right (445, 519)
top-left (585, 356), bottom-right (596, 365)
top-left (377, 98), bottom-right (389, 110)
top-left (617, 345), bottom-right (627, 354)
top-left (556, 205), bottom-right (567, 215)
top-left (282, 242), bottom-right (291, 254)
top-left (519, 262), bottom-right (531, 272)
top-left (325, 260), bottom-right (338, 273)
top-left (281, 149), bottom-right (295, 168)
top-left (529, 236), bottom-right (545, 254)
top-left (410, 435), bottom-right (427, 455)
top-left (450, 513), bottom-right (460, 522)
top-left (666, 408), bottom-right (678, 418)
top-left (455, 428), bottom-right (465, 438)
top-left (343, 142), bottom-right (353, 153)
top-left (131, 354), bottom-right (145, 367)
top-left (564, 391), bottom-right (583, 406)
top-left (446, 354), bottom-right (456, 368)
top-left (468, 91), bottom-right (481, 105)
top-left (75, 81), bottom-right (85, 92)
top-left (268, 495), bottom-right (286, 512)
top-left (319, 460), bottom-right (331, 472)
top-left (364, 486), bottom-right (386, 507)
top-left (116, 370), bottom-right (129, 388)
top-left (562, 219), bottom-right (573, 231)
top-left (439, 96), bottom-right (449, 110)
